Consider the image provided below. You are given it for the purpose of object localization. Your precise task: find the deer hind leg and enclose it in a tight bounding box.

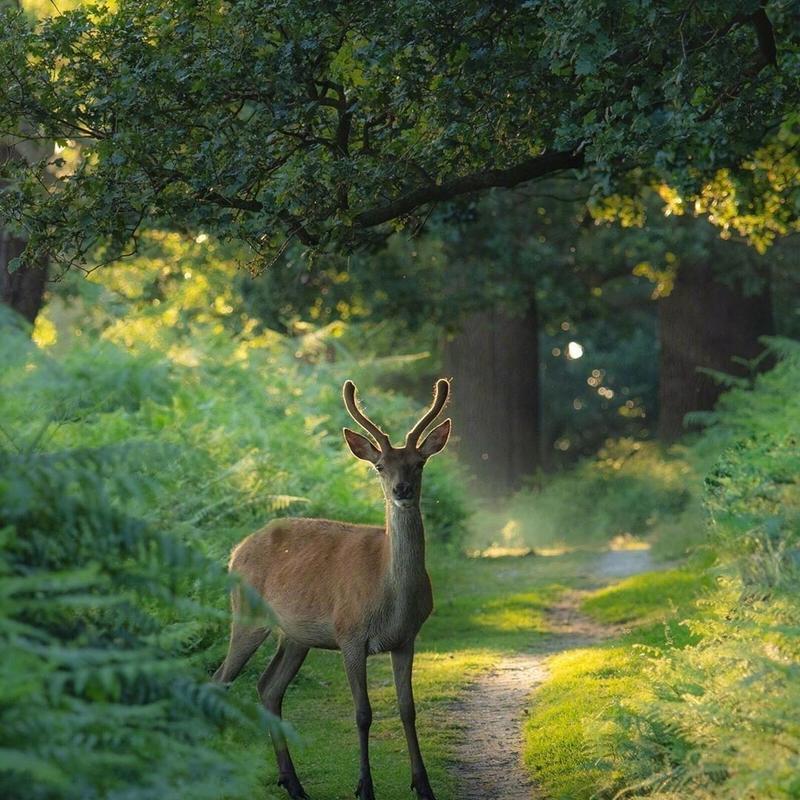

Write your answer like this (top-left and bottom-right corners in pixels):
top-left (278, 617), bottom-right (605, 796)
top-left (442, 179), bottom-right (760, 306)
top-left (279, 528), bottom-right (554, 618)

top-left (258, 638), bottom-right (310, 800)
top-left (212, 621), bottom-right (270, 684)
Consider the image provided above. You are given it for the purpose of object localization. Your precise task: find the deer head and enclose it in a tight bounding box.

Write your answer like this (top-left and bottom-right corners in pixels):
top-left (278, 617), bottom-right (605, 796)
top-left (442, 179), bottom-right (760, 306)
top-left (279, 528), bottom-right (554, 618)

top-left (342, 379), bottom-right (451, 509)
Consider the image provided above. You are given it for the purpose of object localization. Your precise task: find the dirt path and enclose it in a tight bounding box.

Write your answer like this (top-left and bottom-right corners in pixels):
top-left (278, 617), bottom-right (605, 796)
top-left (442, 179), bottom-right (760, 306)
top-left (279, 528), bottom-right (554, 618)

top-left (451, 548), bottom-right (654, 800)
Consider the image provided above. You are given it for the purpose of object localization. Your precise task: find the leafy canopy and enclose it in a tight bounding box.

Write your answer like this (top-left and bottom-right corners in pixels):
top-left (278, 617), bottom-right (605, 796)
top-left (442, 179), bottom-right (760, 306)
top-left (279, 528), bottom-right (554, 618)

top-left (1, 0), bottom-right (799, 272)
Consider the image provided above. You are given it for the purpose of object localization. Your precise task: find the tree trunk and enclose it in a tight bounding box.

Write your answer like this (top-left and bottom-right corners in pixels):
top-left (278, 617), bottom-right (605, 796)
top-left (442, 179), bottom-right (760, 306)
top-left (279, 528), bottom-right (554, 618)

top-left (658, 262), bottom-right (773, 441)
top-left (1, 139), bottom-right (48, 326)
top-left (443, 300), bottom-right (540, 496)
top-left (1, 230), bottom-right (47, 324)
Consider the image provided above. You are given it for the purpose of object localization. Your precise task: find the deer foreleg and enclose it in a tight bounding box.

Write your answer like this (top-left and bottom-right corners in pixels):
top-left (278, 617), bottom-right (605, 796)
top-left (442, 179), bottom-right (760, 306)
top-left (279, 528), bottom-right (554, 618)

top-left (391, 643), bottom-right (435, 800)
top-left (343, 643), bottom-right (375, 800)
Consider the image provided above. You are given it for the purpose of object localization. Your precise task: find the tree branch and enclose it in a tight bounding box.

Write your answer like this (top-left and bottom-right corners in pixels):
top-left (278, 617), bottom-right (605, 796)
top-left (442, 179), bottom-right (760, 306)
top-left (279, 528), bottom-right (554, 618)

top-left (353, 148), bottom-right (585, 228)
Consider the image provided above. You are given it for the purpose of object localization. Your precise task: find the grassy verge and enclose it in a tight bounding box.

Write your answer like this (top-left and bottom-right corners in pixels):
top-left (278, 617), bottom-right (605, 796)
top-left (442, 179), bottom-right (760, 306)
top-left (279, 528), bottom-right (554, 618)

top-left (581, 566), bottom-right (711, 626)
top-left (217, 549), bottom-right (595, 800)
top-left (522, 564), bottom-right (709, 800)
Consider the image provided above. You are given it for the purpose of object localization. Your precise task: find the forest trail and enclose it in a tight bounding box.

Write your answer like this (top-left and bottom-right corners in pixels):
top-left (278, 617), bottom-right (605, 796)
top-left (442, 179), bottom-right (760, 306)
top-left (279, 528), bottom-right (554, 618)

top-left (451, 548), bottom-right (654, 800)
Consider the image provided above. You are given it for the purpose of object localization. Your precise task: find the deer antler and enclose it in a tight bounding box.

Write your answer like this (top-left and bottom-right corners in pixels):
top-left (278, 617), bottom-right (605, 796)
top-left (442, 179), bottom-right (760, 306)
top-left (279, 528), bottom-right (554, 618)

top-left (343, 380), bottom-right (391, 450)
top-left (406, 379), bottom-right (450, 448)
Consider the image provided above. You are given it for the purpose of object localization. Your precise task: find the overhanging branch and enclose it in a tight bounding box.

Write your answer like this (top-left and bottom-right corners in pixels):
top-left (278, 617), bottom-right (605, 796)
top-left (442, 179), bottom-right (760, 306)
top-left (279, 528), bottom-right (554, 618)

top-left (352, 148), bottom-right (585, 228)
top-left (154, 148), bottom-right (587, 246)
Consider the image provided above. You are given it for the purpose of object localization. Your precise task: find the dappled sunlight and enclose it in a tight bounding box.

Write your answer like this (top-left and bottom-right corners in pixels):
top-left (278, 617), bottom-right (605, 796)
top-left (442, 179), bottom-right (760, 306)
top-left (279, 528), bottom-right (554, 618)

top-left (608, 534), bottom-right (651, 551)
top-left (412, 649), bottom-right (499, 699)
top-left (2, 4), bottom-right (798, 800)
top-left (466, 439), bottom-right (695, 555)
top-left (535, 546), bottom-right (574, 557)
top-left (470, 544), bottom-right (538, 558)
top-left (468, 543), bottom-right (577, 558)
top-left (31, 313), bottom-right (57, 347)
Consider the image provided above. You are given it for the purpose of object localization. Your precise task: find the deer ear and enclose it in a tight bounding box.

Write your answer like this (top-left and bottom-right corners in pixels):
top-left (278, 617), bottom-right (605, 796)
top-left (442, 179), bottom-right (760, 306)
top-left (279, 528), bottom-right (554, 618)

top-left (343, 428), bottom-right (381, 463)
top-left (418, 419), bottom-right (451, 458)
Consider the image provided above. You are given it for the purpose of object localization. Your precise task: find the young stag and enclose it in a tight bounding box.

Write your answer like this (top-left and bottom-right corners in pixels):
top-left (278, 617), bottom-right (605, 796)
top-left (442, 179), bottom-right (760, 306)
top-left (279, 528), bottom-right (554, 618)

top-left (214, 379), bottom-right (452, 800)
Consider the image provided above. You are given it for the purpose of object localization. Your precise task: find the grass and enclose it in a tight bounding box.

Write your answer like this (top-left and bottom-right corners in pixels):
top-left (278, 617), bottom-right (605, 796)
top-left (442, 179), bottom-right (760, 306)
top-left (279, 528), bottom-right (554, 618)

top-left (582, 567), bottom-right (711, 626)
top-left (522, 566), bottom-right (710, 800)
top-left (9, 241), bottom-right (797, 800)
top-left (214, 549), bottom-right (597, 800)
top-left (523, 643), bottom-right (653, 800)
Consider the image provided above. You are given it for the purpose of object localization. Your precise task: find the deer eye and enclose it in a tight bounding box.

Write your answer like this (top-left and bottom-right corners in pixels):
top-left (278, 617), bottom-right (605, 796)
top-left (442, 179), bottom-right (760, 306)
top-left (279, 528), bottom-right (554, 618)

top-left (375, 464), bottom-right (385, 472)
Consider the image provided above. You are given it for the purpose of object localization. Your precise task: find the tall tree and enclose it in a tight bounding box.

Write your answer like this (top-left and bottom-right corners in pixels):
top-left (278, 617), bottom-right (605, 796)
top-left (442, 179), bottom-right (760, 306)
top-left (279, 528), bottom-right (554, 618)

top-left (0, 226), bottom-right (46, 323)
top-left (592, 195), bottom-right (791, 441)
top-left (443, 302), bottom-right (540, 493)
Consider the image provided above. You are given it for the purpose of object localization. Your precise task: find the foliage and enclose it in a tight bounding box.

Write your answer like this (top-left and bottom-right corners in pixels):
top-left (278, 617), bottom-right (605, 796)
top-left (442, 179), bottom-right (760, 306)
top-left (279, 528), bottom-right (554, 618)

top-left (540, 316), bottom-right (658, 463)
top-left (2, 1), bottom-right (799, 273)
top-left (239, 185), bottom-right (664, 460)
top-left (235, 185), bottom-right (800, 464)
top-left (30, 231), bottom-right (469, 544)
top-left (0, 354), bottom-right (265, 800)
top-left (523, 634), bottom-right (684, 800)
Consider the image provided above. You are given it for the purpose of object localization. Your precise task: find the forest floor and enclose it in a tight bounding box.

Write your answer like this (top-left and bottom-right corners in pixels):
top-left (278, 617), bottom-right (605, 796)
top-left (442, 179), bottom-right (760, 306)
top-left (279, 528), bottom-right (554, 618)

top-left (451, 548), bottom-right (655, 800)
top-left (221, 547), bottom-right (665, 800)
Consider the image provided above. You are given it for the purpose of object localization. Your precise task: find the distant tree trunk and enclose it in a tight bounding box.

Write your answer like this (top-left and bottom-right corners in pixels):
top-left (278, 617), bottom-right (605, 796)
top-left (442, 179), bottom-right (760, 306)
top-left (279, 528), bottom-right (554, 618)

top-left (658, 262), bottom-right (773, 441)
top-left (1, 229), bottom-right (47, 324)
top-left (443, 300), bottom-right (540, 495)
top-left (1, 140), bottom-right (48, 326)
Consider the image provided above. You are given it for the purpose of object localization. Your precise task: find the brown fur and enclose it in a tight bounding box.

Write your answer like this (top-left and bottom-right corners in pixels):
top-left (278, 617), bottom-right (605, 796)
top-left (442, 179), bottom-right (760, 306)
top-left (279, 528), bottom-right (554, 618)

top-left (230, 517), bottom-right (413, 649)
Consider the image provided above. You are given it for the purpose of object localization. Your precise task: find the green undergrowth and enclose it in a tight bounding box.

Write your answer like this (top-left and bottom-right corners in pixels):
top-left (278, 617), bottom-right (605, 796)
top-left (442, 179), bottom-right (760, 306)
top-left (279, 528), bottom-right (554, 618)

top-left (523, 337), bottom-right (800, 800)
top-left (0, 238), bottom-right (473, 800)
top-left (525, 564), bottom-right (710, 800)
top-left (582, 567), bottom-right (712, 626)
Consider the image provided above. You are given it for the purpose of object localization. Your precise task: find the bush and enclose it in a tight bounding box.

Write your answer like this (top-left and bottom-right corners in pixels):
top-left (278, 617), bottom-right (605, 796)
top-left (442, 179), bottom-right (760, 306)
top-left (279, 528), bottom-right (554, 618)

top-left (612, 341), bottom-right (800, 800)
top-left (0, 437), bottom-right (265, 800)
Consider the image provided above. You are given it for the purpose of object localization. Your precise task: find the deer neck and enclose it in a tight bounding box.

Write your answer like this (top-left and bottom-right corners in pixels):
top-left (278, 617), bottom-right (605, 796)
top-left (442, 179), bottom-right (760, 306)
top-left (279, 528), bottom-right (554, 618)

top-left (384, 501), bottom-right (426, 589)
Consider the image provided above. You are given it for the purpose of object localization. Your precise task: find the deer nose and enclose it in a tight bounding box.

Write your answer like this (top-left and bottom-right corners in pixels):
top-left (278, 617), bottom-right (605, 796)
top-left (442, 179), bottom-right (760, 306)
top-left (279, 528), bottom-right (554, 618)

top-left (393, 482), bottom-right (413, 500)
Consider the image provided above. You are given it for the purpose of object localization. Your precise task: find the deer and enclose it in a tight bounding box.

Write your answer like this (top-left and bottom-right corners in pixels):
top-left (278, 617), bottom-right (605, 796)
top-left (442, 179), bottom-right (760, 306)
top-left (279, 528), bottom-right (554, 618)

top-left (213, 379), bottom-right (452, 800)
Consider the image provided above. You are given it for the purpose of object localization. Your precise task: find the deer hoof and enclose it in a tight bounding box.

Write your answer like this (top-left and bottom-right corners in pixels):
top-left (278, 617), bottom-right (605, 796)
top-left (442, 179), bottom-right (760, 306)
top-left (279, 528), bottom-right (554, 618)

top-left (277, 775), bottom-right (309, 799)
top-left (410, 777), bottom-right (436, 800)
top-left (355, 777), bottom-right (376, 800)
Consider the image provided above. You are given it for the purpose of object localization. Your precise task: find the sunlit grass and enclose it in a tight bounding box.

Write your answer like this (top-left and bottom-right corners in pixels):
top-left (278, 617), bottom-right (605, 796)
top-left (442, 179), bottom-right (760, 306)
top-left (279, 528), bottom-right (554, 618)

top-left (522, 568), bottom-right (708, 800)
top-left (608, 533), bottom-right (651, 550)
top-left (523, 644), bottom-right (656, 800)
top-left (471, 592), bottom-right (553, 633)
top-left (582, 568), bottom-right (710, 626)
